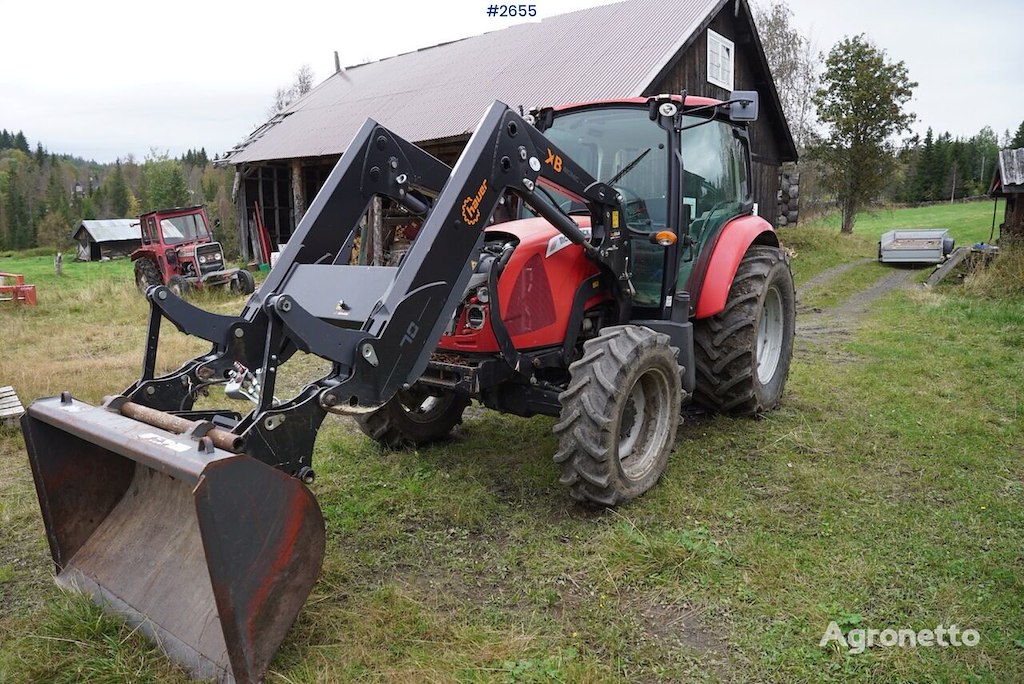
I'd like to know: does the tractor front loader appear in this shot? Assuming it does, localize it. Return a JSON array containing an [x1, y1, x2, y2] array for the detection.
[[21, 101, 631, 683]]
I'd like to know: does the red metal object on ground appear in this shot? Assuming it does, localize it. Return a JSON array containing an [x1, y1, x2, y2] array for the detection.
[[0, 272, 37, 305]]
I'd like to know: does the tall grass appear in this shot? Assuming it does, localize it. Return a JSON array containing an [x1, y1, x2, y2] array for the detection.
[[964, 245, 1024, 299]]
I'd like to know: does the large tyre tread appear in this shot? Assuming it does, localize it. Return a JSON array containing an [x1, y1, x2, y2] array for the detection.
[[554, 325, 682, 506], [355, 389, 469, 449], [693, 245, 795, 416]]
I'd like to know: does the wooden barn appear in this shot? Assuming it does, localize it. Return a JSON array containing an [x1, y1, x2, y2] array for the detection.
[[220, 0, 797, 259], [72, 219, 140, 261], [990, 148, 1023, 242]]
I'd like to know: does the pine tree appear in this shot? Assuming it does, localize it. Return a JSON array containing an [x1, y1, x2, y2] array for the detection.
[[3, 167, 33, 248], [46, 167, 71, 222], [108, 160, 131, 217], [13, 131, 29, 153], [1012, 121, 1024, 149]]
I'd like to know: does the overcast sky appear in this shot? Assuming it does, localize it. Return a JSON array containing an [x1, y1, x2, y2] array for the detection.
[[2, 0, 1020, 163]]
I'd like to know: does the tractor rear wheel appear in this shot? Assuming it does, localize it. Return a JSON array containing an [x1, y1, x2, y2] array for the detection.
[[134, 259, 162, 292], [554, 325, 682, 506], [693, 245, 795, 415], [355, 384, 469, 448]]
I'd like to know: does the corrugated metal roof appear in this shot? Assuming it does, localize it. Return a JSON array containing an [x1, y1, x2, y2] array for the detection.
[[998, 148, 1024, 187], [223, 0, 720, 165], [75, 219, 139, 243]]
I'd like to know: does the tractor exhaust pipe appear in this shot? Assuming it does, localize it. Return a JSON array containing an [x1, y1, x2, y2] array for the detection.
[[21, 394, 325, 683]]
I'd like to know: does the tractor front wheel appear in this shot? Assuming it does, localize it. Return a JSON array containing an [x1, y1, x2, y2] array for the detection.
[[355, 385, 469, 448], [693, 245, 795, 415], [134, 259, 162, 293], [231, 270, 256, 295], [167, 275, 191, 298], [554, 325, 682, 506]]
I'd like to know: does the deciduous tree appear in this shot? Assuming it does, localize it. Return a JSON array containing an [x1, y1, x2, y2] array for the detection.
[[753, 0, 818, 149], [811, 35, 916, 233], [267, 64, 316, 117]]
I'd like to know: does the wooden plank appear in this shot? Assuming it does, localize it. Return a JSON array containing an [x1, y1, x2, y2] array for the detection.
[[0, 397, 25, 407], [925, 247, 970, 287]]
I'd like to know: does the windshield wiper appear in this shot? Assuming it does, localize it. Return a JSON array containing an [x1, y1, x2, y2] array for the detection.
[[606, 147, 651, 186]]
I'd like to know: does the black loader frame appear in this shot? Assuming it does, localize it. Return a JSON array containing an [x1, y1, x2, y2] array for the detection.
[[125, 101, 631, 478]]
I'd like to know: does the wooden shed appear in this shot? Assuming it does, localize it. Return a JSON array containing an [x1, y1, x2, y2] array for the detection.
[[220, 0, 797, 259], [72, 219, 140, 261], [990, 148, 1023, 242]]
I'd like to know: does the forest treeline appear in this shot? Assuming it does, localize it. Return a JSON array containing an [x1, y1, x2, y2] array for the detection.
[[0, 131, 238, 256]]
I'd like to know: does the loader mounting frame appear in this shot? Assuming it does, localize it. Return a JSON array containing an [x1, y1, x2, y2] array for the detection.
[[125, 101, 627, 480]]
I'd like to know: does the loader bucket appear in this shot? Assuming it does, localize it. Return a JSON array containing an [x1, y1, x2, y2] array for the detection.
[[21, 395, 326, 683]]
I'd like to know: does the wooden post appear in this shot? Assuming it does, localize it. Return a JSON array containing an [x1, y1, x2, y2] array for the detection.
[[54, 252, 63, 276], [291, 160, 306, 230], [370, 197, 383, 266]]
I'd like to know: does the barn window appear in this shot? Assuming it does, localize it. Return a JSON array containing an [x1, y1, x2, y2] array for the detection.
[[707, 29, 734, 91]]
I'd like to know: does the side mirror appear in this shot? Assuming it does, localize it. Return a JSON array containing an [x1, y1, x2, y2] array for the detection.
[[728, 91, 759, 122]]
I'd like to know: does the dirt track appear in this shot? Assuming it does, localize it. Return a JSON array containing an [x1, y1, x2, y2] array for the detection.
[[796, 262, 919, 355]]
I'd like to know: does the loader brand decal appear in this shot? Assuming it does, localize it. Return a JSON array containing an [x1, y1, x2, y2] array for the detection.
[[545, 148, 563, 173], [138, 432, 192, 453], [546, 226, 592, 258], [461, 179, 488, 225]]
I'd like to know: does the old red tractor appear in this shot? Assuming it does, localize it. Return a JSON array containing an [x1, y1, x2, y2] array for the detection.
[[131, 205, 255, 296]]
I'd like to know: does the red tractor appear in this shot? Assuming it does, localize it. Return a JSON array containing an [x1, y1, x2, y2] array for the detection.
[[357, 94, 796, 504], [131, 205, 255, 297]]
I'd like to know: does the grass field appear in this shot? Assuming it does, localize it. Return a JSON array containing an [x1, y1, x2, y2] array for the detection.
[[1, 201, 1021, 682]]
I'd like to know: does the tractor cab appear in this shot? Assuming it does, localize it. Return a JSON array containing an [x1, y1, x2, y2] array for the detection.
[[142, 206, 213, 246], [531, 94, 757, 314]]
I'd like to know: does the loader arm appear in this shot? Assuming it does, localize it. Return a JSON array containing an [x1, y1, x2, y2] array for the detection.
[[125, 100, 628, 477]]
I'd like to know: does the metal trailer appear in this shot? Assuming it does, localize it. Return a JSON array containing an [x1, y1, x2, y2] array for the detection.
[[878, 229, 954, 264]]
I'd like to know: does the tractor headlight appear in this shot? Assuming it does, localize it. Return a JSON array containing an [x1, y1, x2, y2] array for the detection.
[[465, 304, 486, 330], [199, 255, 207, 264], [213, 253, 222, 262]]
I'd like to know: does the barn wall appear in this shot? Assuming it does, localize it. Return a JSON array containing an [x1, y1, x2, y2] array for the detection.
[[1003, 195, 1023, 241], [648, 5, 786, 226]]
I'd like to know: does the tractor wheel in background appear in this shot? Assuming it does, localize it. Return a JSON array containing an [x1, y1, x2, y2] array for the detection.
[[167, 275, 191, 298], [355, 384, 470, 448], [231, 270, 256, 295], [134, 259, 162, 293], [554, 325, 682, 506], [693, 245, 795, 415]]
